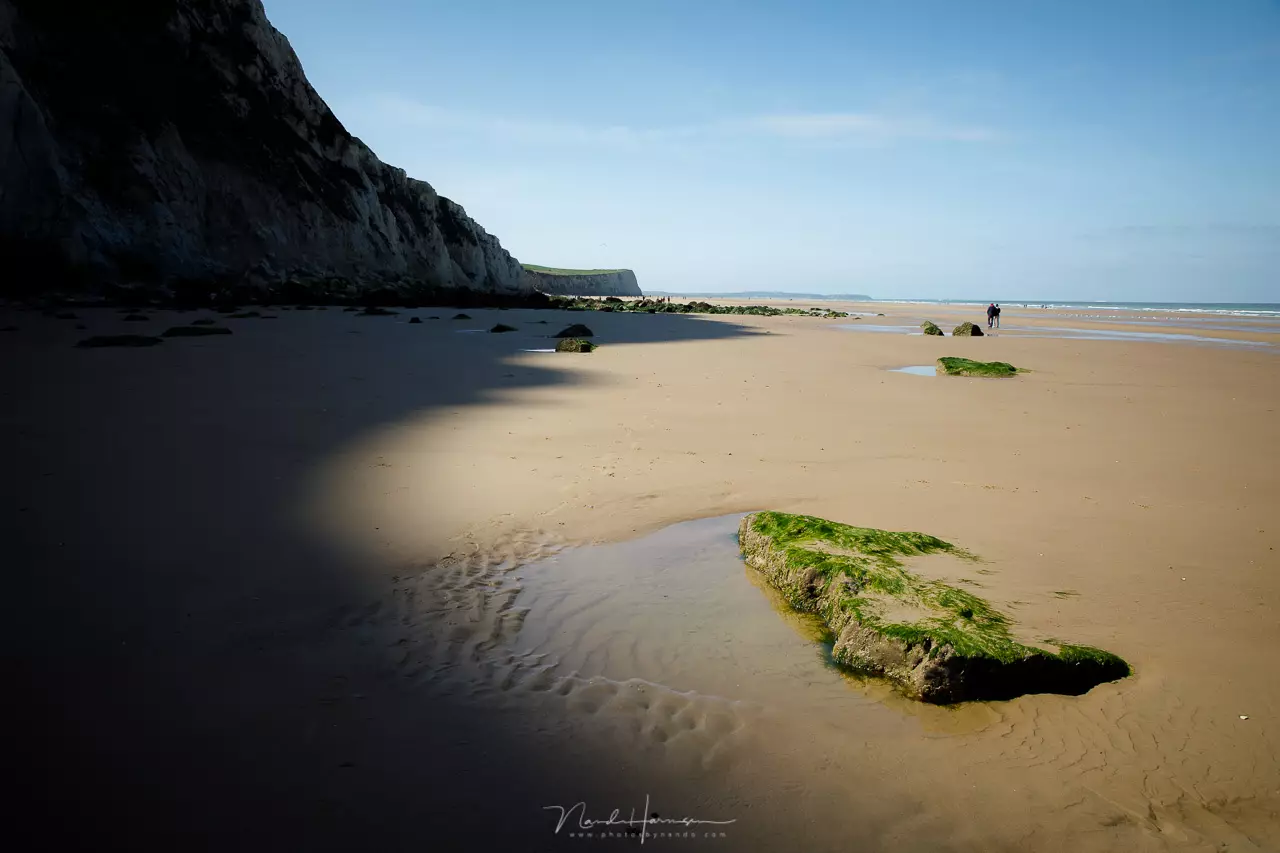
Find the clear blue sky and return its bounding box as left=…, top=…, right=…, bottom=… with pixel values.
left=261, top=0, right=1278, bottom=301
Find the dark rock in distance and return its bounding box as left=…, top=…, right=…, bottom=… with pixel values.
left=554, top=323, right=594, bottom=338
left=489, top=323, right=517, bottom=333
left=359, top=307, right=398, bottom=316
left=452, top=313, right=472, bottom=320
left=408, top=317, right=423, bottom=324
left=76, top=334, right=163, bottom=348
left=190, top=318, right=217, bottom=326
left=162, top=326, right=232, bottom=337
left=123, top=314, right=149, bottom=321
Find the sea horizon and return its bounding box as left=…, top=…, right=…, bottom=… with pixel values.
left=648, top=292, right=1280, bottom=317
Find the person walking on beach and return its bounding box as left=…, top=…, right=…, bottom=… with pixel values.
left=986, top=303, right=996, bottom=328
left=994, top=304, right=1002, bottom=328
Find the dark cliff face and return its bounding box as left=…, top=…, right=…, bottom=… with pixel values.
left=0, top=0, right=528, bottom=298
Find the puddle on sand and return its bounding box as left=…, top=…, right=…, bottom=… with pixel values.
left=889, top=365, right=937, bottom=376
left=511, top=513, right=996, bottom=733
left=834, top=323, right=920, bottom=334
left=520, top=347, right=557, bottom=353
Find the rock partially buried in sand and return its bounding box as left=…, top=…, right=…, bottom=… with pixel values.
left=921, top=320, right=944, bottom=336
left=952, top=322, right=984, bottom=337
left=554, top=323, right=594, bottom=338
left=489, top=323, right=517, bottom=333
left=76, top=334, right=163, bottom=348
left=936, top=357, right=1021, bottom=377
left=555, top=338, right=596, bottom=353
left=738, top=512, right=1130, bottom=704
left=162, top=326, right=232, bottom=337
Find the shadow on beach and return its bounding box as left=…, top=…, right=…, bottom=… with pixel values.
left=2, top=306, right=761, bottom=851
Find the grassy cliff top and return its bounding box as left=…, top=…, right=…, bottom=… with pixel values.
left=523, top=264, right=628, bottom=275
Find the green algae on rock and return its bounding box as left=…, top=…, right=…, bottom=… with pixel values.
left=921, top=320, right=944, bottom=336
left=952, top=322, right=985, bottom=336
left=738, top=512, right=1129, bottom=703
left=555, top=338, right=596, bottom=353
left=936, top=357, right=1021, bottom=377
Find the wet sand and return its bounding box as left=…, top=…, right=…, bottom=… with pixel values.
left=4, top=302, right=1278, bottom=851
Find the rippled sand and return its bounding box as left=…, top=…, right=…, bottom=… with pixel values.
left=6, top=302, right=1277, bottom=850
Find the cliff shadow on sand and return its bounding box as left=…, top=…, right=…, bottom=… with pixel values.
left=3, top=307, right=761, bottom=851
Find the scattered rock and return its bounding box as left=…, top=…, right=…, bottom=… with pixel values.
left=952, top=322, right=984, bottom=337
left=936, top=357, right=1020, bottom=377
left=738, top=512, right=1130, bottom=703
left=162, top=326, right=232, bottom=337
left=555, top=338, right=596, bottom=353
left=921, top=320, right=944, bottom=336
left=489, top=323, right=517, bottom=333
left=76, top=335, right=163, bottom=348
left=554, top=323, right=594, bottom=338
left=408, top=317, right=423, bottom=324
left=343, top=307, right=360, bottom=313
left=452, top=313, right=472, bottom=320
left=428, top=316, right=441, bottom=320
left=359, top=307, right=398, bottom=316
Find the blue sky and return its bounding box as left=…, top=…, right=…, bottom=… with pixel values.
left=261, top=0, right=1279, bottom=301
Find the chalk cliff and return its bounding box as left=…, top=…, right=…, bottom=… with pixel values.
left=522, top=268, right=641, bottom=297
left=0, top=0, right=529, bottom=299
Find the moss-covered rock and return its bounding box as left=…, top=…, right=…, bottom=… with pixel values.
left=555, top=338, right=596, bottom=353
left=952, top=322, right=984, bottom=337
left=738, top=512, right=1129, bottom=703
left=554, top=323, right=594, bottom=338
left=76, top=334, right=163, bottom=348
left=489, top=323, right=517, bottom=333
left=161, top=325, right=232, bottom=337
left=936, top=357, right=1021, bottom=377
left=921, top=320, right=944, bottom=336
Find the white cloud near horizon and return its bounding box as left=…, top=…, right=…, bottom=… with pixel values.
left=363, top=94, right=1002, bottom=148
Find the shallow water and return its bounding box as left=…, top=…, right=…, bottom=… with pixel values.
left=371, top=515, right=1279, bottom=851
left=889, top=365, right=937, bottom=376
left=836, top=322, right=1275, bottom=349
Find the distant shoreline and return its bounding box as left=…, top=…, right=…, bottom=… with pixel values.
left=648, top=294, right=1280, bottom=316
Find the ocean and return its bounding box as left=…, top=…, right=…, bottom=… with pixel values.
left=876, top=300, right=1280, bottom=317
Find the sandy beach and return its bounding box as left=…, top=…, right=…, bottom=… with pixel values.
left=5, top=301, right=1278, bottom=851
